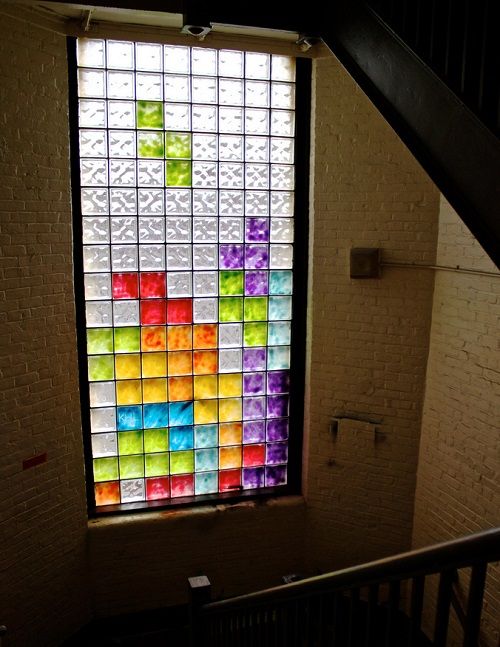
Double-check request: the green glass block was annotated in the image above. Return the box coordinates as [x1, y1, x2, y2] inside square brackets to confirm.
[170, 450, 194, 475]
[114, 327, 140, 353]
[244, 297, 268, 321]
[87, 328, 113, 354]
[166, 132, 191, 159]
[220, 271, 244, 296]
[118, 431, 143, 456]
[119, 454, 145, 479]
[93, 457, 119, 482]
[166, 160, 191, 186]
[138, 131, 164, 158]
[144, 428, 169, 453]
[136, 101, 164, 129]
[244, 322, 268, 347]
[219, 297, 243, 322]
[88, 355, 114, 381]
[145, 452, 169, 477]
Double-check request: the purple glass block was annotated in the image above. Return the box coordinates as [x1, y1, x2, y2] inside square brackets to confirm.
[266, 442, 288, 465]
[243, 466, 265, 489]
[267, 370, 290, 394]
[266, 464, 287, 486]
[245, 270, 269, 296]
[243, 347, 267, 371]
[267, 394, 289, 418]
[243, 372, 265, 395]
[243, 420, 265, 444]
[243, 396, 266, 420]
[246, 218, 269, 242]
[266, 418, 289, 442]
[220, 244, 244, 269]
[245, 245, 269, 269]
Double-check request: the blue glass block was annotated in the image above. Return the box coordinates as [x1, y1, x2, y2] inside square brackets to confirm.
[143, 403, 169, 429]
[169, 400, 194, 427]
[269, 270, 292, 295]
[243, 466, 265, 489]
[268, 321, 291, 346]
[194, 424, 218, 448]
[268, 346, 290, 370]
[195, 471, 218, 495]
[117, 405, 142, 431]
[268, 296, 292, 321]
[170, 425, 194, 451]
[195, 448, 218, 472]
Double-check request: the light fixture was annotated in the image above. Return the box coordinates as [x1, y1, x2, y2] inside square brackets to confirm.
[181, 24, 212, 41]
[296, 35, 321, 52]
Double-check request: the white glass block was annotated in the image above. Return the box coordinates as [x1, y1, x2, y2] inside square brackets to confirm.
[165, 103, 191, 131]
[219, 107, 243, 134]
[192, 134, 217, 160]
[89, 381, 116, 407]
[271, 55, 296, 82]
[77, 39, 105, 68]
[192, 76, 217, 103]
[107, 70, 134, 99]
[111, 217, 138, 243]
[245, 136, 269, 162]
[271, 137, 294, 164]
[271, 82, 295, 109]
[193, 244, 217, 270]
[192, 48, 217, 75]
[79, 100, 106, 127]
[193, 217, 217, 242]
[108, 100, 135, 128]
[219, 218, 244, 243]
[138, 160, 164, 187]
[107, 40, 134, 70]
[81, 159, 107, 186]
[271, 164, 294, 190]
[165, 189, 191, 215]
[83, 245, 110, 272]
[245, 109, 269, 135]
[83, 217, 109, 243]
[78, 69, 105, 98]
[113, 299, 140, 325]
[86, 300, 112, 327]
[271, 110, 295, 137]
[219, 349, 242, 373]
[245, 52, 270, 79]
[219, 323, 242, 348]
[192, 190, 217, 215]
[111, 245, 138, 271]
[193, 271, 218, 297]
[109, 131, 136, 158]
[91, 432, 117, 457]
[90, 409, 116, 434]
[219, 135, 243, 161]
[192, 162, 217, 188]
[164, 74, 191, 103]
[81, 188, 108, 215]
[219, 191, 244, 216]
[109, 160, 136, 187]
[136, 42, 162, 71]
[84, 273, 111, 300]
[245, 164, 269, 189]
[271, 191, 294, 217]
[121, 479, 145, 503]
[110, 189, 137, 215]
[138, 189, 164, 215]
[245, 80, 270, 107]
[139, 244, 165, 270]
[193, 298, 218, 323]
[138, 217, 164, 243]
[167, 272, 192, 297]
[136, 72, 163, 100]
[219, 49, 243, 77]
[164, 45, 190, 73]
[166, 244, 192, 270]
[166, 217, 191, 242]
[270, 244, 293, 269]
[79, 130, 107, 157]
[192, 105, 217, 132]
[245, 191, 269, 216]
[219, 78, 243, 105]
[219, 163, 243, 189]
[270, 218, 294, 243]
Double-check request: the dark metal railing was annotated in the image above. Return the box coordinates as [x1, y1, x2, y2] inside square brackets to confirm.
[189, 527, 500, 646]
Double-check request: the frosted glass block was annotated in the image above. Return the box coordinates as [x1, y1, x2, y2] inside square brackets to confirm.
[219, 323, 242, 348]
[193, 271, 217, 297]
[268, 321, 291, 346]
[245, 191, 269, 216]
[140, 244, 165, 270]
[219, 349, 242, 373]
[109, 160, 136, 186]
[112, 245, 138, 271]
[268, 346, 290, 370]
[245, 52, 270, 80]
[121, 478, 145, 502]
[192, 76, 217, 103]
[83, 217, 109, 243]
[219, 163, 243, 189]
[270, 244, 293, 269]
[164, 45, 190, 73]
[192, 190, 217, 215]
[111, 217, 137, 243]
[271, 110, 295, 137]
[245, 80, 270, 107]
[138, 189, 164, 215]
[136, 72, 162, 100]
[245, 109, 269, 135]
[91, 408, 116, 434]
[89, 381, 116, 407]
[78, 69, 105, 98]
[138, 160, 164, 186]
[270, 218, 294, 243]
[110, 189, 137, 215]
[109, 131, 136, 158]
[271, 137, 294, 164]
[168, 272, 192, 297]
[165, 74, 190, 102]
[271, 165, 294, 190]
[192, 47, 217, 75]
[83, 245, 110, 272]
[165, 104, 191, 131]
[271, 55, 296, 82]
[219, 107, 243, 134]
[192, 105, 217, 132]
[219, 135, 243, 161]
[245, 164, 269, 189]
[113, 299, 140, 326]
[91, 432, 117, 457]
[79, 130, 107, 157]
[219, 218, 244, 243]
[86, 300, 112, 327]
[167, 244, 192, 270]
[108, 100, 135, 128]
[79, 100, 106, 127]
[107, 71, 134, 99]
[85, 273, 111, 300]
[271, 82, 295, 109]
[219, 78, 243, 105]
[271, 191, 294, 217]
[193, 218, 217, 242]
[219, 191, 244, 216]
[219, 49, 243, 77]
[81, 189, 108, 215]
[192, 134, 217, 160]
[137, 217, 162, 243]
[245, 137, 269, 163]
[192, 162, 217, 188]
[166, 217, 191, 242]
[193, 245, 217, 270]
[165, 189, 191, 215]
[193, 298, 218, 323]
[136, 42, 162, 71]
[107, 40, 134, 70]
[77, 39, 105, 68]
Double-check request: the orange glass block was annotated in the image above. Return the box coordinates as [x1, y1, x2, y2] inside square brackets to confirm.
[142, 378, 167, 403]
[193, 324, 217, 349]
[116, 379, 142, 405]
[194, 399, 218, 424]
[219, 445, 242, 469]
[218, 373, 242, 398]
[193, 375, 218, 400]
[218, 398, 242, 422]
[168, 376, 193, 401]
[167, 324, 192, 351]
[142, 352, 167, 378]
[142, 326, 167, 352]
[219, 422, 242, 446]
[168, 351, 193, 376]
[115, 354, 141, 379]
[193, 350, 217, 375]
[95, 481, 120, 506]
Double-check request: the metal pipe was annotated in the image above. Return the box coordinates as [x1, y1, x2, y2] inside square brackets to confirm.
[381, 261, 500, 278]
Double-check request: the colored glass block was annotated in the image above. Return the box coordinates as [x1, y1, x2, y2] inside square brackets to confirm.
[243, 466, 265, 489]
[120, 454, 145, 479]
[243, 372, 265, 395]
[268, 321, 291, 346]
[194, 424, 218, 448]
[141, 326, 167, 352]
[140, 272, 166, 298]
[169, 425, 194, 451]
[142, 352, 167, 377]
[195, 448, 218, 472]
[94, 457, 119, 481]
[138, 131, 164, 158]
[219, 422, 242, 446]
[193, 350, 218, 375]
[169, 401, 194, 427]
[168, 351, 192, 376]
[167, 299, 193, 324]
[145, 452, 169, 477]
[244, 322, 267, 347]
[219, 271, 244, 296]
[167, 324, 192, 350]
[87, 328, 113, 354]
[219, 373, 242, 398]
[194, 375, 217, 400]
[267, 394, 289, 418]
[219, 446, 242, 470]
[144, 428, 168, 453]
[244, 245, 268, 270]
[219, 398, 242, 423]
[118, 430, 143, 455]
[266, 465, 287, 486]
[266, 418, 288, 441]
[170, 450, 194, 474]
[143, 402, 169, 428]
[220, 244, 244, 269]
[168, 376, 193, 401]
[95, 481, 120, 505]
[140, 299, 167, 324]
[88, 355, 114, 381]
[142, 377, 167, 403]
[219, 468, 241, 491]
[268, 346, 290, 370]
[269, 296, 292, 321]
[114, 327, 140, 353]
[266, 442, 288, 465]
[171, 474, 194, 497]
[193, 324, 217, 349]
[243, 420, 265, 444]
[194, 399, 218, 424]
[166, 161, 192, 186]
[245, 218, 269, 242]
[116, 379, 142, 405]
[243, 397, 266, 420]
[112, 273, 139, 299]
[146, 476, 170, 500]
[166, 132, 191, 159]
[243, 347, 266, 371]
[243, 444, 265, 467]
[244, 297, 268, 321]
[219, 297, 243, 322]
[117, 405, 142, 430]
[195, 471, 218, 494]
[136, 100, 164, 129]
[245, 271, 268, 296]
[267, 370, 290, 394]
[115, 354, 141, 379]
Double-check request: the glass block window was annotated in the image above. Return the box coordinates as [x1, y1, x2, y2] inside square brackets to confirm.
[73, 38, 304, 510]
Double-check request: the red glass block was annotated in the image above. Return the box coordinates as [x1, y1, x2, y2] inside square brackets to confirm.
[170, 474, 194, 498]
[146, 477, 170, 501]
[140, 272, 166, 299]
[141, 300, 167, 325]
[167, 299, 193, 324]
[95, 481, 120, 506]
[243, 444, 266, 467]
[112, 273, 139, 299]
[219, 469, 241, 492]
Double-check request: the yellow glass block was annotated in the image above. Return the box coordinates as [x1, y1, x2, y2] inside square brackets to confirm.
[168, 376, 193, 401]
[194, 399, 218, 424]
[142, 352, 167, 377]
[218, 398, 242, 423]
[142, 326, 167, 352]
[193, 350, 217, 375]
[219, 445, 242, 469]
[218, 373, 242, 398]
[219, 422, 242, 446]
[167, 324, 192, 350]
[168, 351, 192, 376]
[116, 379, 142, 405]
[115, 354, 141, 379]
[142, 378, 167, 403]
[193, 324, 217, 349]
[193, 375, 217, 400]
